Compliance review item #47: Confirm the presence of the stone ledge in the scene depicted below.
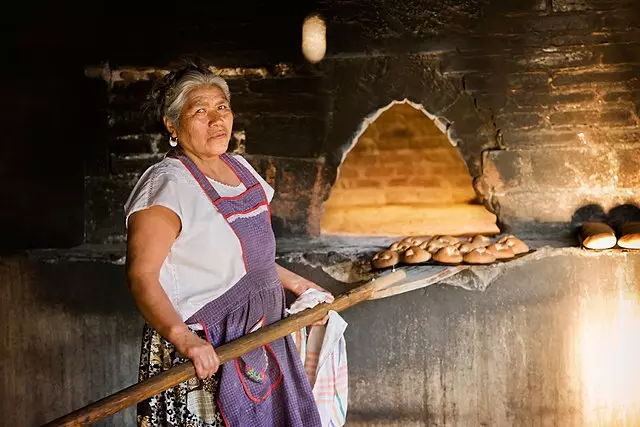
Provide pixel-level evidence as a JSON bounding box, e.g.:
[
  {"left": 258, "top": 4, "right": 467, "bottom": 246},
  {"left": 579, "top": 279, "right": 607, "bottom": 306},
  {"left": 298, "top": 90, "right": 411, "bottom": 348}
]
[
  {"left": 276, "top": 236, "right": 638, "bottom": 290},
  {"left": 23, "top": 237, "right": 638, "bottom": 295}
]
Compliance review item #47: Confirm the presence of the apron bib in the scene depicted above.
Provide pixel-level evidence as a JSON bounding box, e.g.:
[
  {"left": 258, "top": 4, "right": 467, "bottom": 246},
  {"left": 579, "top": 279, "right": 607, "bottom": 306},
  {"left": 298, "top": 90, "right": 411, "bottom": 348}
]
[{"left": 169, "top": 150, "right": 321, "bottom": 427}]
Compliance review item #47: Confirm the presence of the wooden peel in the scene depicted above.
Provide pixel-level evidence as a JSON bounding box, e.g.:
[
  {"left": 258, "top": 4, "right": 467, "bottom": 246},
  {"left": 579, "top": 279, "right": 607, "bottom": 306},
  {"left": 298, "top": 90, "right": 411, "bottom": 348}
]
[
  {"left": 43, "top": 269, "right": 410, "bottom": 427},
  {"left": 370, "top": 264, "right": 470, "bottom": 300},
  {"left": 42, "top": 263, "right": 474, "bottom": 427}
]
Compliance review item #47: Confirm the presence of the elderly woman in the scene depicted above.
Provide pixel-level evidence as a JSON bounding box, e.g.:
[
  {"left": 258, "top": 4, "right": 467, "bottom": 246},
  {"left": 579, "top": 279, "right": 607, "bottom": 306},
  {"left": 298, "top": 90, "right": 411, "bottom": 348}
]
[{"left": 124, "top": 61, "right": 329, "bottom": 427}]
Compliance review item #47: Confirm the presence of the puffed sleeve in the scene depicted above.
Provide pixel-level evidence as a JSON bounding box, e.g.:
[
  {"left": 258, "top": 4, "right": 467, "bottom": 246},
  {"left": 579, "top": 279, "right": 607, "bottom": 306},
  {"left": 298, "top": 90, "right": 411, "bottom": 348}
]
[{"left": 124, "top": 165, "right": 186, "bottom": 229}]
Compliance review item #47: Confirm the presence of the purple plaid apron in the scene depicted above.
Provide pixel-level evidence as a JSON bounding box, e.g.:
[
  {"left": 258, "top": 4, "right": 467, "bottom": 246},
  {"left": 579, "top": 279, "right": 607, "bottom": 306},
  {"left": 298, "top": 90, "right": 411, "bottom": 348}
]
[{"left": 169, "top": 150, "right": 322, "bottom": 427}]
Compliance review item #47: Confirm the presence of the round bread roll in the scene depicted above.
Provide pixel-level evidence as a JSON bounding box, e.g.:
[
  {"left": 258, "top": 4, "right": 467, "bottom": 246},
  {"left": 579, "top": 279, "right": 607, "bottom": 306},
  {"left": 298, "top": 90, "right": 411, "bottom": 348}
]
[
  {"left": 463, "top": 247, "right": 496, "bottom": 264},
  {"left": 487, "top": 243, "right": 515, "bottom": 259},
  {"left": 433, "top": 246, "right": 463, "bottom": 264},
  {"left": 401, "top": 246, "right": 432, "bottom": 264},
  {"left": 458, "top": 242, "right": 477, "bottom": 254},
  {"left": 497, "top": 234, "right": 515, "bottom": 244},
  {"left": 471, "top": 234, "right": 492, "bottom": 247},
  {"left": 500, "top": 236, "right": 529, "bottom": 254},
  {"left": 389, "top": 241, "right": 411, "bottom": 252},
  {"left": 434, "top": 235, "right": 460, "bottom": 245},
  {"left": 371, "top": 250, "right": 400, "bottom": 269},
  {"left": 426, "top": 239, "right": 447, "bottom": 253},
  {"left": 402, "top": 236, "right": 430, "bottom": 246}
]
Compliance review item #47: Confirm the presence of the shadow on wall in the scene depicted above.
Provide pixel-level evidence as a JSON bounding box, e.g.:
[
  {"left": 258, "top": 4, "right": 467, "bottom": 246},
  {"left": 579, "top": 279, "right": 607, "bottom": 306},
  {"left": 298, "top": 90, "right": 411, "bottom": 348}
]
[
  {"left": 29, "top": 260, "right": 138, "bottom": 316},
  {"left": 572, "top": 203, "right": 640, "bottom": 237},
  {"left": 496, "top": 202, "right": 640, "bottom": 240},
  {"left": 0, "top": 257, "right": 142, "bottom": 426}
]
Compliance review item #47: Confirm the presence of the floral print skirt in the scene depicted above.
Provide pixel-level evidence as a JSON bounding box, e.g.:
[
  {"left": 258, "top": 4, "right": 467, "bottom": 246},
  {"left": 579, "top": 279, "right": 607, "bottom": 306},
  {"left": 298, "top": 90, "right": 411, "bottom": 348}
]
[{"left": 137, "top": 324, "right": 224, "bottom": 427}]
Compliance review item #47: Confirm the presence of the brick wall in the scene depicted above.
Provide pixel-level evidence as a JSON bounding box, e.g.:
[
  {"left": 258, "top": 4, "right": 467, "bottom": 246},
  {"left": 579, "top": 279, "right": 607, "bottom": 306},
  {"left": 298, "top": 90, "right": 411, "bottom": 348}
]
[
  {"left": 82, "top": 0, "right": 640, "bottom": 242},
  {"left": 327, "top": 102, "right": 476, "bottom": 207}
]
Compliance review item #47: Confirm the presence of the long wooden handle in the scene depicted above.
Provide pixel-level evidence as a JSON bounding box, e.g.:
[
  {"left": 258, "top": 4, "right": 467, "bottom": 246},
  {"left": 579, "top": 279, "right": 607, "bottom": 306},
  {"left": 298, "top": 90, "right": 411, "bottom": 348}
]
[{"left": 43, "top": 269, "right": 406, "bottom": 427}]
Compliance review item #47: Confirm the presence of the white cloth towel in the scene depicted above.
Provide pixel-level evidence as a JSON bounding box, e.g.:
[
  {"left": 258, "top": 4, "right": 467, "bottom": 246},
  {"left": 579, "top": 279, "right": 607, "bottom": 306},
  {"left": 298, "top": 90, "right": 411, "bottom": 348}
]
[{"left": 288, "top": 289, "right": 348, "bottom": 427}]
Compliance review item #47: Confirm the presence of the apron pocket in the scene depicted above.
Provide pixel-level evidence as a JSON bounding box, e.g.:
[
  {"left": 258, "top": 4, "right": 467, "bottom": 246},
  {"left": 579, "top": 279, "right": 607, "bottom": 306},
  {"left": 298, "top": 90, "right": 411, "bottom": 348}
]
[{"left": 235, "top": 344, "right": 283, "bottom": 402}]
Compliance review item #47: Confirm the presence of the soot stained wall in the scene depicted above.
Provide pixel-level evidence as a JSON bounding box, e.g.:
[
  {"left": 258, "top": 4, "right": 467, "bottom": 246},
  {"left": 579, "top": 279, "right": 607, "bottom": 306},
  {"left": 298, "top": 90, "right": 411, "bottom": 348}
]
[{"left": 3, "top": 0, "right": 639, "bottom": 249}]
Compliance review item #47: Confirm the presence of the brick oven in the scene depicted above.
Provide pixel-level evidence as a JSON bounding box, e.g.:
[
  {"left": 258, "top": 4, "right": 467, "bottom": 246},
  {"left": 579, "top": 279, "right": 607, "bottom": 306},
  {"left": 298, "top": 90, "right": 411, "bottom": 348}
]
[{"left": 3, "top": 0, "right": 640, "bottom": 426}]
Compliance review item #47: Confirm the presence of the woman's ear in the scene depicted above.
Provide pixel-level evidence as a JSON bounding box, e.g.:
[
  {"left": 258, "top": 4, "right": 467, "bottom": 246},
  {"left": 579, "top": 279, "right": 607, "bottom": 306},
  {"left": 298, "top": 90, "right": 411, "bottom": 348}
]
[{"left": 163, "top": 116, "right": 177, "bottom": 136}]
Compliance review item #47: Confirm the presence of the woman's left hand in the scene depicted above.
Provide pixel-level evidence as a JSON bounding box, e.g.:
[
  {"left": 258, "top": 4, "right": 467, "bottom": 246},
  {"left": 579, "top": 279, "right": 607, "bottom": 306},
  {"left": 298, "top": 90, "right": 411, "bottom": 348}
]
[
  {"left": 291, "top": 279, "right": 334, "bottom": 326},
  {"left": 275, "top": 264, "right": 334, "bottom": 326},
  {"left": 290, "top": 278, "right": 333, "bottom": 300}
]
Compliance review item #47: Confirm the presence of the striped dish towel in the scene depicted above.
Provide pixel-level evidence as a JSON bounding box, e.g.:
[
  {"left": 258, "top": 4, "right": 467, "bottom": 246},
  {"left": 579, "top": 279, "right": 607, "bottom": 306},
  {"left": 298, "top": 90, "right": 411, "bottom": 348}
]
[{"left": 288, "top": 290, "right": 348, "bottom": 426}]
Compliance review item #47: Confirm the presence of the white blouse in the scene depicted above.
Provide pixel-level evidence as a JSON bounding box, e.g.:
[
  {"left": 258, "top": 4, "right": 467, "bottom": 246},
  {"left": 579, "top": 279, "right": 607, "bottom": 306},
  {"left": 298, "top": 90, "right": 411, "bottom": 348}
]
[{"left": 124, "top": 155, "right": 275, "bottom": 321}]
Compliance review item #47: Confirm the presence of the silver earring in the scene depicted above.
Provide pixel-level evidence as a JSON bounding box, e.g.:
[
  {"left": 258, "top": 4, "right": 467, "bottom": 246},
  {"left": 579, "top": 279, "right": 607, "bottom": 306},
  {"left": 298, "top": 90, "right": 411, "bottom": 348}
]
[{"left": 169, "top": 136, "right": 178, "bottom": 147}]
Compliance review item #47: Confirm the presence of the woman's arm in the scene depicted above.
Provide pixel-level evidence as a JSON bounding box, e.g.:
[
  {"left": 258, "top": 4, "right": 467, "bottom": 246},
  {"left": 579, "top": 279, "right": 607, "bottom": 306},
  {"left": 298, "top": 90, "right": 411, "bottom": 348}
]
[
  {"left": 276, "top": 264, "right": 333, "bottom": 298},
  {"left": 276, "top": 264, "right": 334, "bottom": 325},
  {"left": 126, "top": 206, "right": 219, "bottom": 379}
]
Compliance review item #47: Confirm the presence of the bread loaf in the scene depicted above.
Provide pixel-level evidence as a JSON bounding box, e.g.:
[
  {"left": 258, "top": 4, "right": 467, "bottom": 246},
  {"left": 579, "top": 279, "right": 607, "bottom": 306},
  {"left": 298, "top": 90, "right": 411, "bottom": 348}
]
[
  {"left": 497, "top": 235, "right": 529, "bottom": 254},
  {"left": 434, "top": 235, "right": 460, "bottom": 245},
  {"left": 402, "top": 236, "right": 431, "bottom": 246},
  {"left": 371, "top": 250, "right": 400, "bottom": 269},
  {"left": 471, "top": 234, "right": 492, "bottom": 247},
  {"left": 433, "top": 246, "right": 463, "bottom": 264},
  {"left": 389, "top": 240, "right": 411, "bottom": 252},
  {"left": 463, "top": 247, "right": 496, "bottom": 264},
  {"left": 579, "top": 222, "right": 616, "bottom": 250},
  {"left": 426, "top": 239, "right": 447, "bottom": 253},
  {"left": 487, "top": 243, "right": 515, "bottom": 259},
  {"left": 458, "top": 242, "right": 477, "bottom": 254},
  {"left": 617, "top": 222, "right": 640, "bottom": 249},
  {"left": 401, "top": 246, "right": 432, "bottom": 264}
]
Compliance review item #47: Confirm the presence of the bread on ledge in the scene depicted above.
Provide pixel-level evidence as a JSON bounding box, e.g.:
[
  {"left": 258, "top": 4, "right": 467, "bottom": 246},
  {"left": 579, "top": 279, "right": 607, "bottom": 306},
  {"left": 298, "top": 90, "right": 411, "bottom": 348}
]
[
  {"left": 617, "top": 222, "right": 640, "bottom": 249},
  {"left": 463, "top": 247, "right": 497, "bottom": 264},
  {"left": 401, "top": 246, "right": 432, "bottom": 264},
  {"left": 579, "top": 222, "right": 616, "bottom": 250},
  {"left": 433, "top": 246, "right": 463, "bottom": 264},
  {"left": 497, "top": 235, "right": 529, "bottom": 254},
  {"left": 371, "top": 250, "right": 400, "bottom": 269}
]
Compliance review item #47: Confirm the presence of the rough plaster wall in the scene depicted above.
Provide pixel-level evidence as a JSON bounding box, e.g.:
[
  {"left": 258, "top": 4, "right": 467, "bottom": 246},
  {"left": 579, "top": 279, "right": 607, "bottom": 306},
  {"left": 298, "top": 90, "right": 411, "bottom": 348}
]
[
  {"left": 2, "top": 246, "right": 639, "bottom": 426},
  {"left": 0, "top": 258, "right": 142, "bottom": 426},
  {"left": 280, "top": 249, "right": 640, "bottom": 426}
]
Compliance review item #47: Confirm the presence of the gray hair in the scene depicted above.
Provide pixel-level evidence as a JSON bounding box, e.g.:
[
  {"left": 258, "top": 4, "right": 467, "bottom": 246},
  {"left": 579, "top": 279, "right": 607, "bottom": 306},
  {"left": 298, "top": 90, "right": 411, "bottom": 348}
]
[{"left": 163, "top": 71, "right": 231, "bottom": 130}]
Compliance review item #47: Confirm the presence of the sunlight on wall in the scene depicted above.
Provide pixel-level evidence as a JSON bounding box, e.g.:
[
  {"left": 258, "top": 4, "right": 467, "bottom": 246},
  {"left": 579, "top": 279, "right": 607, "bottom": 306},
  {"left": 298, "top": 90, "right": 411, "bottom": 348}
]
[{"left": 578, "top": 268, "right": 640, "bottom": 425}]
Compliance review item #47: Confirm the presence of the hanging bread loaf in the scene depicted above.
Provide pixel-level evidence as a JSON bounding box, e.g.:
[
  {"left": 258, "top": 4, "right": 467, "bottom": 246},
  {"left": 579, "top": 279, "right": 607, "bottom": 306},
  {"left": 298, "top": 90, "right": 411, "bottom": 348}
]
[
  {"left": 371, "top": 250, "right": 400, "bottom": 269},
  {"left": 401, "top": 245, "right": 432, "bottom": 264},
  {"left": 463, "top": 247, "right": 497, "bottom": 264},
  {"left": 433, "top": 246, "right": 463, "bottom": 264},
  {"left": 579, "top": 222, "right": 616, "bottom": 249},
  {"left": 617, "top": 222, "right": 640, "bottom": 249}
]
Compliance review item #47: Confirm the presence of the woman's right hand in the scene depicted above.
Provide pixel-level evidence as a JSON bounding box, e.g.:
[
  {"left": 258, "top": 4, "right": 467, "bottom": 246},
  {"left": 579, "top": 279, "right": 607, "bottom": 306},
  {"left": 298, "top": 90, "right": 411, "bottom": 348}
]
[{"left": 173, "top": 329, "right": 220, "bottom": 380}]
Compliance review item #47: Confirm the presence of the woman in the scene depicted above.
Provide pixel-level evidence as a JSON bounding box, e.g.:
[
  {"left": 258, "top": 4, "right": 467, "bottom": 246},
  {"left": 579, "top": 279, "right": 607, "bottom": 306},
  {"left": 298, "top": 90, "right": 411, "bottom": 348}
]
[{"left": 124, "top": 61, "right": 330, "bottom": 427}]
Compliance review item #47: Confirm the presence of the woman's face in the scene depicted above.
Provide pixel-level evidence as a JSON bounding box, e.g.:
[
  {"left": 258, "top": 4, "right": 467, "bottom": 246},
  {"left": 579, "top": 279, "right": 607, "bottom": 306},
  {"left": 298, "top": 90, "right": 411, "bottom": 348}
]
[{"left": 167, "top": 84, "right": 233, "bottom": 159}]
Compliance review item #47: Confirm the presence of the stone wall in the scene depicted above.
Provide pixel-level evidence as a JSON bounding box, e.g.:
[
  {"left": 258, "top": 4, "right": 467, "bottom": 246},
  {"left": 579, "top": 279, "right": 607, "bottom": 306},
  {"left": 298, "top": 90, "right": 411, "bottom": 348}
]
[
  {"left": 4, "top": 0, "right": 639, "bottom": 246},
  {"left": 79, "top": 0, "right": 640, "bottom": 244}
]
